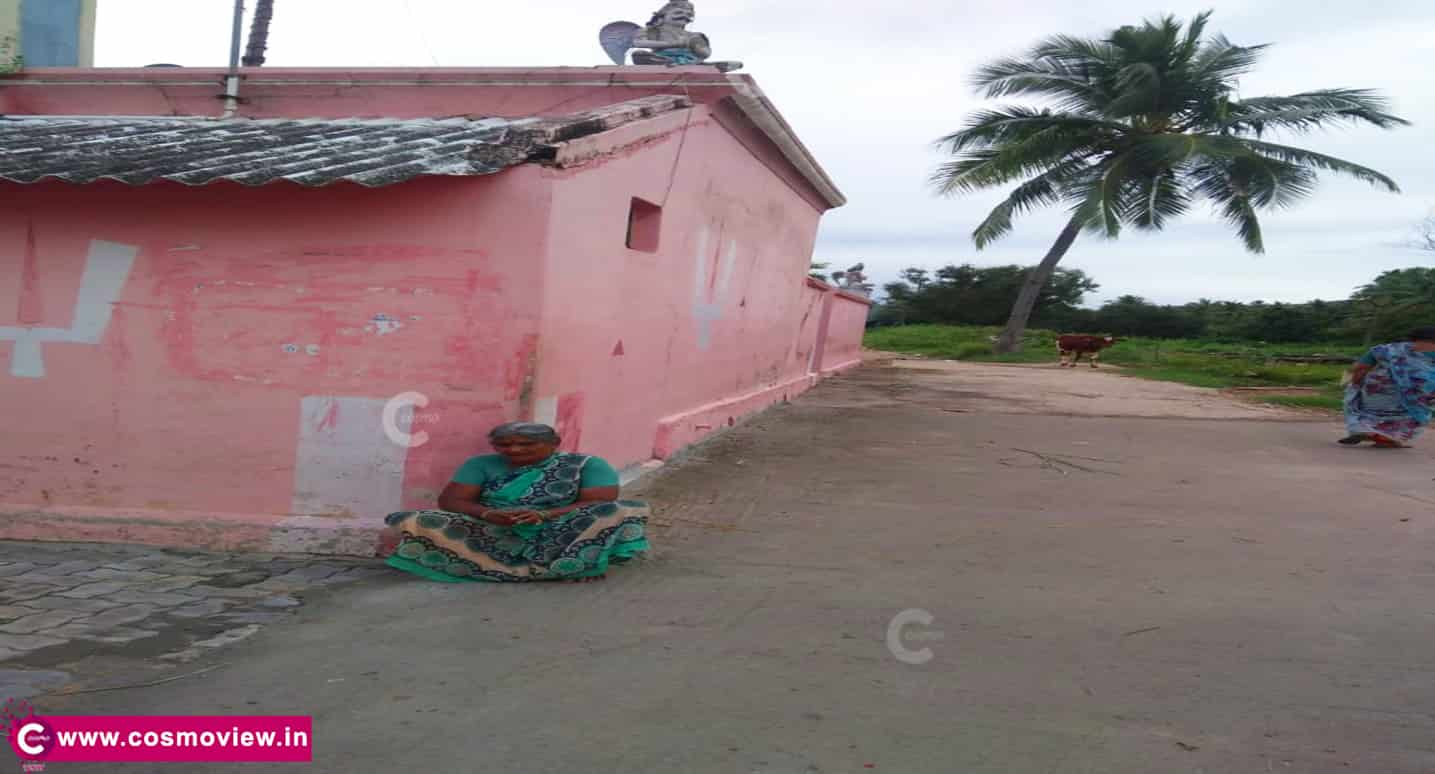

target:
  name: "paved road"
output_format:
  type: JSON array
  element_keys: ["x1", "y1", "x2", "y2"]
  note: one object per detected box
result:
[{"x1": 22, "y1": 361, "x2": 1435, "y2": 773}]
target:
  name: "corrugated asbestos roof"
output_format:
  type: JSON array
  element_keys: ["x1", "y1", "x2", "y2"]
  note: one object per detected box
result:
[{"x1": 0, "y1": 95, "x2": 690, "y2": 188}]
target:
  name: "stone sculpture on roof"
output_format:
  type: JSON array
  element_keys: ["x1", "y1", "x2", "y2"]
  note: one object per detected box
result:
[{"x1": 599, "y1": 2, "x2": 742, "y2": 71}]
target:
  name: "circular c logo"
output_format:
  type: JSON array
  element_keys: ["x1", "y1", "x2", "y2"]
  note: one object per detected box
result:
[
  {"x1": 12, "y1": 719, "x2": 55, "y2": 760},
  {"x1": 382, "y1": 391, "x2": 431, "y2": 448},
  {"x1": 886, "y1": 608, "x2": 938, "y2": 665}
]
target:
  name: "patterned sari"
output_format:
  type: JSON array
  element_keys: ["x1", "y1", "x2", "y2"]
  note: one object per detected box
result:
[
  {"x1": 384, "y1": 453, "x2": 649, "y2": 582},
  {"x1": 1344, "y1": 343, "x2": 1435, "y2": 444}
]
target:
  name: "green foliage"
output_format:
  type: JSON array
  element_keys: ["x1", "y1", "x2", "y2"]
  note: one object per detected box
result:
[
  {"x1": 1346, "y1": 267, "x2": 1435, "y2": 343},
  {"x1": 872, "y1": 266, "x2": 1401, "y2": 345},
  {"x1": 952, "y1": 343, "x2": 1000, "y2": 360},
  {"x1": 878, "y1": 263, "x2": 1097, "y2": 327},
  {"x1": 0, "y1": 34, "x2": 21, "y2": 75},
  {"x1": 1254, "y1": 394, "x2": 1344, "y2": 411},
  {"x1": 865, "y1": 324, "x2": 1057, "y2": 363}
]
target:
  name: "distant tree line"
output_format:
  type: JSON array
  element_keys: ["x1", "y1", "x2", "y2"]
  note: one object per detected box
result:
[{"x1": 871, "y1": 265, "x2": 1435, "y2": 345}]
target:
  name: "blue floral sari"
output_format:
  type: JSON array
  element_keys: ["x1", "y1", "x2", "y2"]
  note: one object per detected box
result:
[
  {"x1": 1344, "y1": 343, "x2": 1435, "y2": 444},
  {"x1": 384, "y1": 453, "x2": 649, "y2": 582}
]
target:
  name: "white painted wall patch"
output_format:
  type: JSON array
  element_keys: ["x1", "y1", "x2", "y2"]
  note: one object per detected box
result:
[
  {"x1": 292, "y1": 396, "x2": 411, "y2": 518},
  {"x1": 1, "y1": 240, "x2": 139, "y2": 378},
  {"x1": 691, "y1": 226, "x2": 736, "y2": 352}
]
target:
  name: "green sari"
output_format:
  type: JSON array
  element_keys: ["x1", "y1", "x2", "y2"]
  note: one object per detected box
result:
[{"x1": 384, "y1": 453, "x2": 650, "y2": 582}]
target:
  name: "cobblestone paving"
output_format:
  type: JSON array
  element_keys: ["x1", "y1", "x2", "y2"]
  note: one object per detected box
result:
[{"x1": 0, "y1": 541, "x2": 391, "y2": 672}]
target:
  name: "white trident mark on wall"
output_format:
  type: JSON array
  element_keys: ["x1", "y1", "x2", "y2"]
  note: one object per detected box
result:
[
  {"x1": 0, "y1": 240, "x2": 139, "y2": 378},
  {"x1": 692, "y1": 226, "x2": 736, "y2": 351}
]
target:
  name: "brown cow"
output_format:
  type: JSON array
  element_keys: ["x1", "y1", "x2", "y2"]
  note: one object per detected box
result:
[{"x1": 1057, "y1": 335, "x2": 1117, "y2": 368}]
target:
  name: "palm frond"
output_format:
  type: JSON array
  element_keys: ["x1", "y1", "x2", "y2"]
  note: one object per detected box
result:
[
  {"x1": 1223, "y1": 89, "x2": 1412, "y2": 135},
  {"x1": 1124, "y1": 170, "x2": 1192, "y2": 230},
  {"x1": 1029, "y1": 34, "x2": 1123, "y2": 76},
  {"x1": 932, "y1": 151, "x2": 1045, "y2": 197},
  {"x1": 931, "y1": 151, "x2": 1015, "y2": 196},
  {"x1": 971, "y1": 159, "x2": 1096, "y2": 248},
  {"x1": 1127, "y1": 132, "x2": 1206, "y2": 167},
  {"x1": 1220, "y1": 192, "x2": 1264, "y2": 253},
  {"x1": 970, "y1": 57, "x2": 1106, "y2": 114},
  {"x1": 931, "y1": 126, "x2": 1091, "y2": 196},
  {"x1": 1063, "y1": 156, "x2": 1131, "y2": 239},
  {"x1": 934, "y1": 107, "x2": 1126, "y2": 153},
  {"x1": 1189, "y1": 161, "x2": 1265, "y2": 252},
  {"x1": 1094, "y1": 154, "x2": 1132, "y2": 237},
  {"x1": 1109, "y1": 14, "x2": 1183, "y2": 63},
  {"x1": 931, "y1": 109, "x2": 1124, "y2": 195},
  {"x1": 1105, "y1": 62, "x2": 1162, "y2": 118},
  {"x1": 1188, "y1": 33, "x2": 1267, "y2": 81},
  {"x1": 1240, "y1": 139, "x2": 1401, "y2": 192},
  {"x1": 1174, "y1": 10, "x2": 1214, "y2": 66},
  {"x1": 1228, "y1": 154, "x2": 1317, "y2": 209}
]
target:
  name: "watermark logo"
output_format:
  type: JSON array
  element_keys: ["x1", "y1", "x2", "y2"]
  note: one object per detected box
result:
[
  {"x1": 2, "y1": 706, "x2": 311, "y2": 764},
  {"x1": 381, "y1": 391, "x2": 441, "y2": 448},
  {"x1": 886, "y1": 608, "x2": 944, "y2": 665},
  {"x1": 4, "y1": 699, "x2": 53, "y2": 771}
]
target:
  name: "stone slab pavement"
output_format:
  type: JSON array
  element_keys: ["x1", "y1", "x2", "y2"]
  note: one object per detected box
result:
[
  {"x1": 15, "y1": 360, "x2": 1435, "y2": 773},
  {"x1": 0, "y1": 541, "x2": 397, "y2": 699}
]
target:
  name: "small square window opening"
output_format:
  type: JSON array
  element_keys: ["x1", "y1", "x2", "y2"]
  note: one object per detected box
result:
[{"x1": 626, "y1": 197, "x2": 662, "y2": 253}]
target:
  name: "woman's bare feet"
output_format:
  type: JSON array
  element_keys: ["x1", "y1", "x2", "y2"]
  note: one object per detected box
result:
[{"x1": 376, "y1": 527, "x2": 402, "y2": 557}]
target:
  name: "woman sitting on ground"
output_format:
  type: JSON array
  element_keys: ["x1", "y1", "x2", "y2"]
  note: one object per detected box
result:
[
  {"x1": 1340, "y1": 326, "x2": 1435, "y2": 449},
  {"x1": 384, "y1": 422, "x2": 649, "y2": 582}
]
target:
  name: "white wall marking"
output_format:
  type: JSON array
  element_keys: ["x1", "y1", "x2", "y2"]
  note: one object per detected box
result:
[
  {"x1": 1, "y1": 240, "x2": 139, "y2": 378},
  {"x1": 291, "y1": 396, "x2": 411, "y2": 518},
  {"x1": 691, "y1": 227, "x2": 737, "y2": 352}
]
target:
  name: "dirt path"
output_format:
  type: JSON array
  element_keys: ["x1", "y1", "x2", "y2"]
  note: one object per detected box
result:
[{"x1": 841, "y1": 354, "x2": 1310, "y2": 421}]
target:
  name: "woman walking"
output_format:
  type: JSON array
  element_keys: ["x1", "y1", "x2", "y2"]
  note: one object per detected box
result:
[{"x1": 1340, "y1": 327, "x2": 1435, "y2": 448}]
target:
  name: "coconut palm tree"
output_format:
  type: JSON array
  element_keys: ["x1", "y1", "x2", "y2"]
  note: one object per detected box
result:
[{"x1": 933, "y1": 12, "x2": 1409, "y2": 353}]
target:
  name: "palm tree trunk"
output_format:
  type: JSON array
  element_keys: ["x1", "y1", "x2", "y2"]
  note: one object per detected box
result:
[
  {"x1": 242, "y1": 0, "x2": 275, "y2": 67},
  {"x1": 993, "y1": 216, "x2": 1082, "y2": 354}
]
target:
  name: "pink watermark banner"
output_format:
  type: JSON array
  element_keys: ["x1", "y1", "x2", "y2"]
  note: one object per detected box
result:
[{"x1": 6, "y1": 711, "x2": 312, "y2": 763}]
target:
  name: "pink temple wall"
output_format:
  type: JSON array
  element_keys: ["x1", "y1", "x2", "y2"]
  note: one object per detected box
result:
[
  {"x1": 0, "y1": 71, "x2": 865, "y2": 554},
  {"x1": 529, "y1": 105, "x2": 833, "y2": 466},
  {"x1": 0, "y1": 172, "x2": 553, "y2": 551},
  {"x1": 821, "y1": 292, "x2": 873, "y2": 375}
]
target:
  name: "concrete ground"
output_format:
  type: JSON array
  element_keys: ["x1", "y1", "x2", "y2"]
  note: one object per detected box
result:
[{"x1": 19, "y1": 359, "x2": 1435, "y2": 773}]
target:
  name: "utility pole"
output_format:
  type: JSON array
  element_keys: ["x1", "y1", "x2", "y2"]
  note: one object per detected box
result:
[
  {"x1": 243, "y1": 0, "x2": 275, "y2": 67},
  {"x1": 222, "y1": 0, "x2": 245, "y2": 117}
]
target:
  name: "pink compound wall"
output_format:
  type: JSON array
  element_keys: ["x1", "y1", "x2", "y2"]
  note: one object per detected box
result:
[{"x1": 0, "y1": 68, "x2": 868, "y2": 554}]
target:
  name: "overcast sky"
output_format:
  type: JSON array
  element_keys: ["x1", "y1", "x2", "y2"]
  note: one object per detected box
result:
[{"x1": 96, "y1": 0, "x2": 1433, "y2": 306}]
